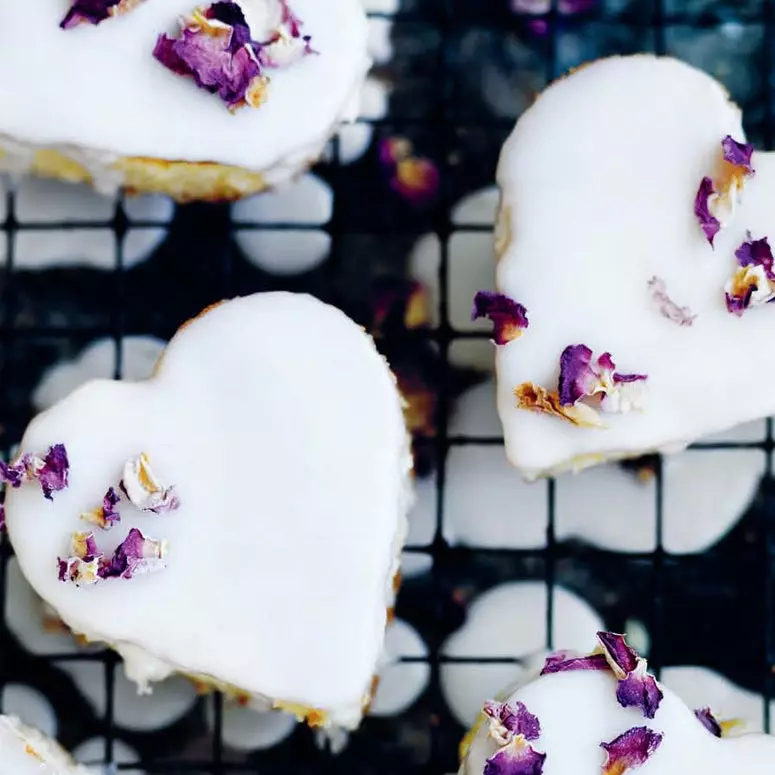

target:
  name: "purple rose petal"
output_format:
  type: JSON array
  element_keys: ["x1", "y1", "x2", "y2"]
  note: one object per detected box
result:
[
  {"x1": 0, "y1": 459, "x2": 25, "y2": 489},
  {"x1": 60, "y1": 0, "x2": 142, "y2": 29},
  {"x1": 601, "y1": 727, "x2": 662, "y2": 775},
  {"x1": 154, "y1": 1, "x2": 313, "y2": 111},
  {"x1": 722, "y1": 135, "x2": 754, "y2": 175},
  {"x1": 81, "y1": 487, "x2": 122, "y2": 530},
  {"x1": 483, "y1": 700, "x2": 541, "y2": 745},
  {"x1": 615, "y1": 662, "x2": 664, "y2": 720},
  {"x1": 596, "y1": 631, "x2": 638, "y2": 676},
  {"x1": 557, "y1": 347, "x2": 647, "y2": 415},
  {"x1": 98, "y1": 527, "x2": 167, "y2": 580},
  {"x1": 647, "y1": 276, "x2": 696, "y2": 327},
  {"x1": 725, "y1": 235, "x2": 775, "y2": 316},
  {"x1": 472, "y1": 292, "x2": 530, "y2": 345},
  {"x1": 36, "y1": 444, "x2": 70, "y2": 500},
  {"x1": 540, "y1": 651, "x2": 609, "y2": 674},
  {"x1": 694, "y1": 176, "x2": 721, "y2": 247},
  {"x1": 485, "y1": 738, "x2": 546, "y2": 775},
  {"x1": 57, "y1": 531, "x2": 103, "y2": 586},
  {"x1": 695, "y1": 707, "x2": 722, "y2": 738}
]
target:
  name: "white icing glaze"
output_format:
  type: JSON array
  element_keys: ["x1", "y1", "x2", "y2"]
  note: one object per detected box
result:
[
  {"x1": 6, "y1": 292, "x2": 412, "y2": 729},
  {"x1": 0, "y1": 0, "x2": 370, "y2": 187},
  {"x1": 0, "y1": 715, "x2": 90, "y2": 774},
  {"x1": 460, "y1": 670, "x2": 775, "y2": 775},
  {"x1": 495, "y1": 55, "x2": 775, "y2": 478}
]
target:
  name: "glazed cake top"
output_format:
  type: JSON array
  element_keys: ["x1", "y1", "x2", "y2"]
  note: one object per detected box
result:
[
  {"x1": 494, "y1": 55, "x2": 775, "y2": 477},
  {"x1": 5, "y1": 292, "x2": 410, "y2": 729},
  {"x1": 0, "y1": 0, "x2": 369, "y2": 168}
]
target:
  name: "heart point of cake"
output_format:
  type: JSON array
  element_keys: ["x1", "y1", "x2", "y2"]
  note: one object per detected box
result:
[
  {"x1": 459, "y1": 631, "x2": 775, "y2": 775},
  {"x1": 4, "y1": 291, "x2": 412, "y2": 731}
]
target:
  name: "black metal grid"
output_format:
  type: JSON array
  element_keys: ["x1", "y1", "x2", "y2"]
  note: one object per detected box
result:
[{"x1": 1, "y1": 1, "x2": 775, "y2": 773}]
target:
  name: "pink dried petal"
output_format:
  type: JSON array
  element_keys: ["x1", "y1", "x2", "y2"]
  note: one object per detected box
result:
[
  {"x1": 725, "y1": 235, "x2": 775, "y2": 316},
  {"x1": 60, "y1": 0, "x2": 143, "y2": 29},
  {"x1": 722, "y1": 135, "x2": 754, "y2": 175},
  {"x1": 81, "y1": 487, "x2": 122, "y2": 530},
  {"x1": 558, "y1": 348, "x2": 647, "y2": 414},
  {"x1": 694, "y1": 707, "x2": 722, "y2": 737},
  {"x1": 378, "y1": 137, "x2": 439, "y2": 205},
  {"x1": 58, "y1": 531, "x2": 103, "y2": 586},
  {"x1": 694, "y1": 176, "x2": 720, "y2": 246},
  {"x1": 601, "y1": 727, "x2": 662, "y2": 775},
  {"x1": 485, "y1": 737, "x2": 546, "y2": 775},
  {"x1": 540, "y1": 651, "x2": 610, "y2": 674},
  {"x1": 596, "y1": 631, "x2": 639, "y2": 677},
  {"x1": 483, "y1": 700, "x2": 541, "y2": 745},
  {"x1": 472, "y1": 291, "x2": 530, "y2": 345},
  {"x1": 615, "y1": 660, "x2": 664, "y2": 720},
  {"x1": 11, "y1": 445, "x2": 70, "y2": 500},
  {"x1": 98, "y1": 527, "x2": 167, "y2": 580},
  {"x1": 647, "y1": 276, "x2": 696, "y2": 327}
]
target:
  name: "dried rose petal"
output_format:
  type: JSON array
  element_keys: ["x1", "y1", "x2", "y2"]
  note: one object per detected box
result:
[
  {"x1": 154, "y1": 3, "x2": 267, "y2": 112},
  {"x1": 98, "y1": 527, "x2": 168, "y2": 580},
  {"x1": 392, "y1": 158, "x2": 439, "y2": 204},
  {"x1": 379, "y1": 137, "x2": 440, "y2": 205},
  {"x1": 483, "y1": 700, "x2": 541, "y2": 745},
  {"x1": 485, "y1": 737, "x2": 546, "y2": 775},
  {"x1": 58, "y1": 556, "x2": 101, "y2": 585},
  {"x1": 725, "y1": 235, "x2": 775, "y2": 316},
  {"x1": 369, "y1": 278, "x2": 430, "y2": 336},
  {"x1": 558, "y1": 346, "x2": 647, "y2": 415},
  {"x1": 647, "y1": 276, "x2": 696, "y2": 327},
  {"x1": 81, "y1": 487, "x2": 122, "y2": 530},
  {"x1": 515, "y1": 382, "x2": 604, "y2": 428},
  {"x1": 695, "y1": 707, "x2": 722, "y2": 738},
  {"x1": 694, "y1": 176, "x2": 721, "y2": 246},
  {"x1": 60, "y1": 0, "x2": 143, "y2": 29},
  {"x1": 597, "y1": 632, "x2": 663, "y2": 719},
  {"x1": 11, "y1": 445, "x2": 70, "y2": 501},
  {"x1": 722, "y1": 135, "x2": 754, "y2": 175},
  {"x1": 472, "y1": 292, "x2": 529, "y2": 345},
  {"x1": 596, "y1": 632, "x2": 638, "y2": 676},
  {"x1": 601, "y1": 727, "x2": 662, "y2": 775},
  {"x1": 695, "y1": 137, "x2": 755, "y2": 245},
  {"x1": 57, "y1": 531, "x2": 103, "y2": 586},
  {"x1": 155, "y1": 1, "x2": 313, "y2": 111},
  {"x1": 615, "y1": 661, "x2": 663, "y2": 720},
  {"x1": 71, "y1": 531, "x2": 100, "y2": 560},
  {"x1": 540, "y1": 651, "x2": 609, "y2": 674},
  {"x1": 120, "y1": 453, "x2": 180, "y2": 514},
  {"x1": 0, "y1": 459, "x2": 25, "y2": 489},
  {"x1": 259, "y1": 0, "x2": 315, "y2": 67}
]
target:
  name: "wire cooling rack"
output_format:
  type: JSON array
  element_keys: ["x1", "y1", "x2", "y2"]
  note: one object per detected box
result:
[{"x1": 2, "y1": 1, "x2": 775, "y2": 773}]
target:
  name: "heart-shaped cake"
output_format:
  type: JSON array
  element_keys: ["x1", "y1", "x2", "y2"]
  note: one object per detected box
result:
[
  {"x1": 5, "y1": 292, "x2": 412, "y2": 730},
  {"x1": 0, "y1": 0, "x2": 369, "y2": 201},
  {"x1": 0, "y1": 715, "x2": 89, "y2": 774},
  {"x1": 459, "y1": 632, "x2": 775, "y2": 775},
  {"x1": 489, "y1": 55, "x2": 775, "y2": 479}
]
